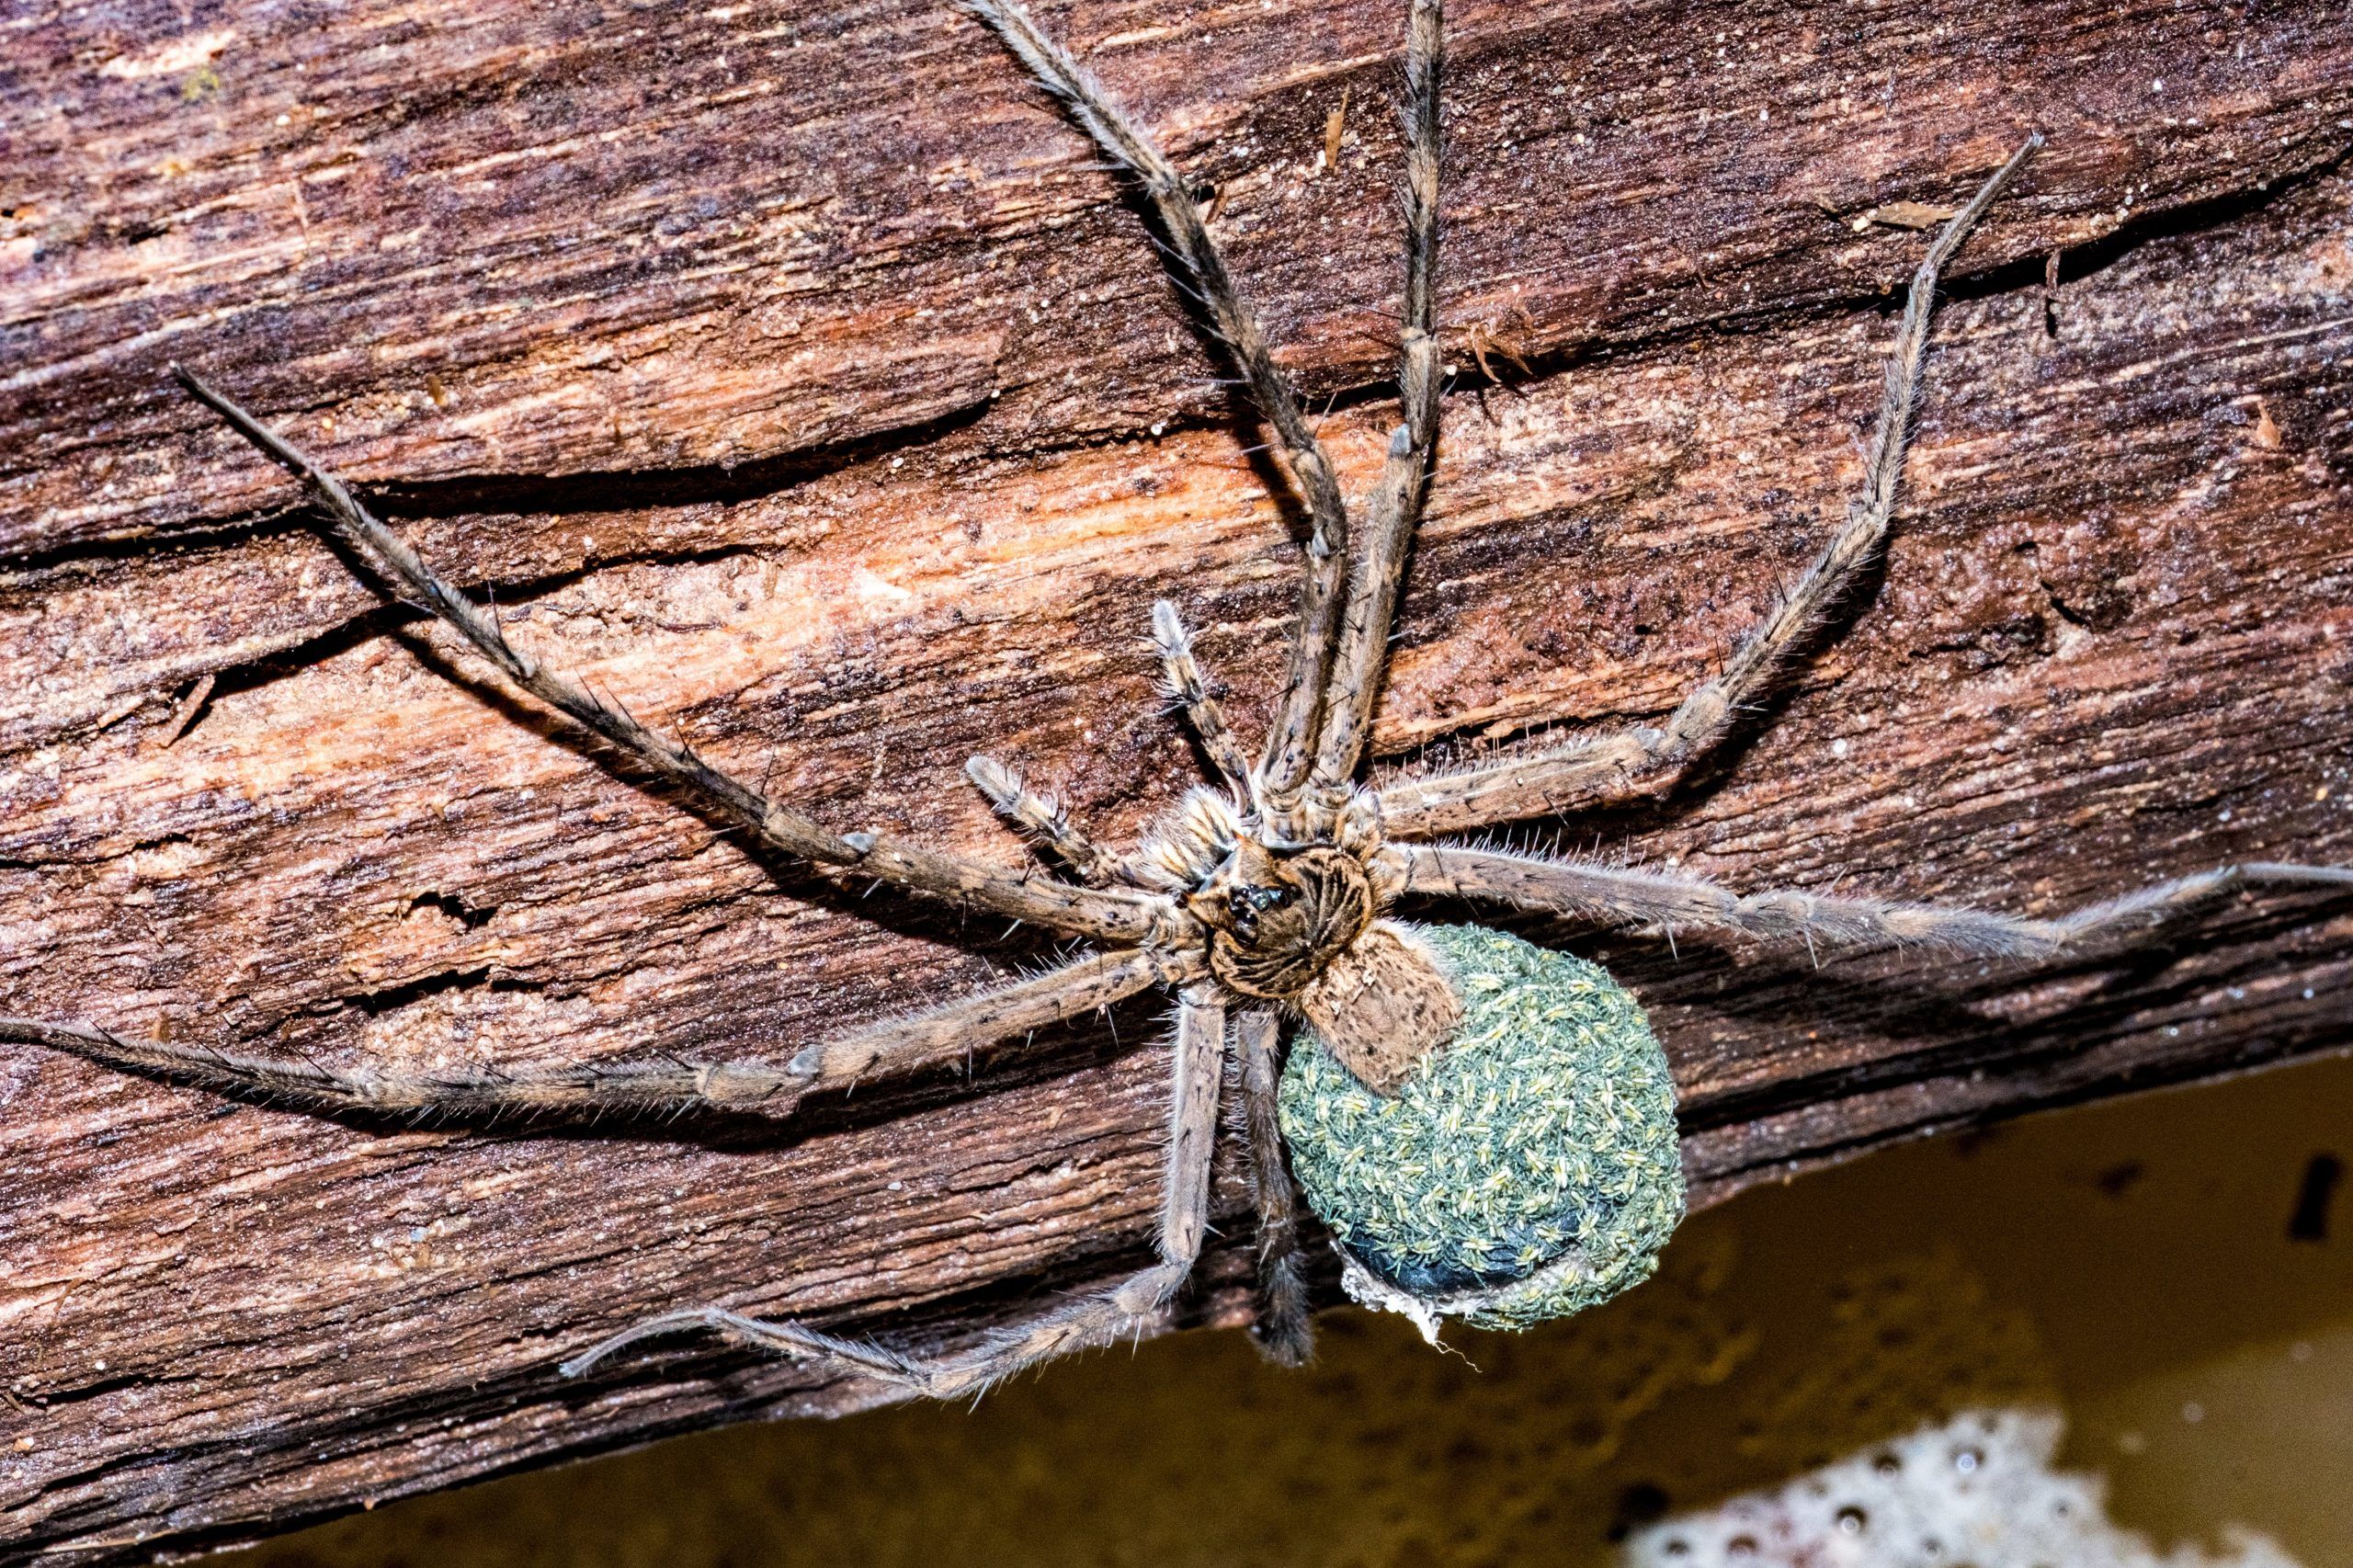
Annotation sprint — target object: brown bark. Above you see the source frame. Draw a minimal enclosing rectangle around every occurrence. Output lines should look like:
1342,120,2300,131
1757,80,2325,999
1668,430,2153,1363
3,0,2350,1559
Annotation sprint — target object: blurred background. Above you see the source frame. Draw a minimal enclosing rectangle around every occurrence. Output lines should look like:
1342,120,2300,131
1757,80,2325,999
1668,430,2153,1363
222,1051,2352,1567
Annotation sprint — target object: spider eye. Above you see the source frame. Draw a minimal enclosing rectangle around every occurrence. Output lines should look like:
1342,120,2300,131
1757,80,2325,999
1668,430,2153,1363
1223,883,1293,938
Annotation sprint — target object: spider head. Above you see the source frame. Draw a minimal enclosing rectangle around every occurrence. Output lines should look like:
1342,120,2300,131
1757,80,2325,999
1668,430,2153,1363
1186,841,1376,1000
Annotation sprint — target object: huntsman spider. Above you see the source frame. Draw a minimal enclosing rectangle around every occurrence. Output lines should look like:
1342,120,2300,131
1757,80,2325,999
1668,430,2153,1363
7,0,2348,1399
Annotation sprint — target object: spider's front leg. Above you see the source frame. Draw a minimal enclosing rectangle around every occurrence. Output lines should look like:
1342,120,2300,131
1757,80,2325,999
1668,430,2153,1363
171,367,1172,949
2,375,1217,1119
1376,135,2042,840
563,990,1231,1394
1306,0,1444,828
965,0,1358,841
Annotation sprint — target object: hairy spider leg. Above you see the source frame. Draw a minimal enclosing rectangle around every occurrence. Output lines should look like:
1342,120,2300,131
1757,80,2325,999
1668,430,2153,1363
0,947,1187,1119
964,0,1349,840
169,367,1174,949
1307,0,1445,823
0,370,1215,1118
906,580,1350,1369
563,990,1230,1394
1392,844,2353,959
1233,1006,1315,1364
1376,135,2044,839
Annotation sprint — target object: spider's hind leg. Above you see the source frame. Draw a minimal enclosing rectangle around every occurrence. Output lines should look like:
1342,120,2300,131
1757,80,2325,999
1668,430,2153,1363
1395,843,2353,960
1233,1007,1314,1365
2,947,1178,1119
563,991,1230,1397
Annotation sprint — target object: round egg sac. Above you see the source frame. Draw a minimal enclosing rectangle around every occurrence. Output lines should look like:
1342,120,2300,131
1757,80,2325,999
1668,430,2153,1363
1278,924,1685,1329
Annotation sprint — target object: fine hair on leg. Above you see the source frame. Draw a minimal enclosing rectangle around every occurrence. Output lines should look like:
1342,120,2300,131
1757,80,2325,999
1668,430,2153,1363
965,756,1119,883
562,991,1231,1393
1392,843,2353,960
0,948,1191,1119
1376,134,2044,838
1150,601,1256,809
1233,1007,1313,1365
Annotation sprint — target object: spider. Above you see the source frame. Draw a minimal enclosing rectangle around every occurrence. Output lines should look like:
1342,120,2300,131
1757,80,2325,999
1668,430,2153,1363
5,0,2347,1401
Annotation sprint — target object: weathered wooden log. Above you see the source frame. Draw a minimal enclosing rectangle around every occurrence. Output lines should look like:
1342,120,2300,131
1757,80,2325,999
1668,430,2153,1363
3,0,2350,1558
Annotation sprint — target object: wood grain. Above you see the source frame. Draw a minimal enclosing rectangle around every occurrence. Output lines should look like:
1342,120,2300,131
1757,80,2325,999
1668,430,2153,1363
3,0,2350,1559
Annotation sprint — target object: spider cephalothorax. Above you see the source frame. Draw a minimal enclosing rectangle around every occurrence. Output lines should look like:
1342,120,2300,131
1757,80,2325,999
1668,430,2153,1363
6,0,2347,1405
1190,839,1376,998
1146,790,1459,1090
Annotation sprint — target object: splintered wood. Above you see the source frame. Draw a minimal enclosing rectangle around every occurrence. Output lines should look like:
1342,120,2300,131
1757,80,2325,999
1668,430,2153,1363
2,0,2349,1560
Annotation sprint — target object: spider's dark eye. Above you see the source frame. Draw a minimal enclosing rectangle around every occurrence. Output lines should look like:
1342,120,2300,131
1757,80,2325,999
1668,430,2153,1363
1224,883,1293,938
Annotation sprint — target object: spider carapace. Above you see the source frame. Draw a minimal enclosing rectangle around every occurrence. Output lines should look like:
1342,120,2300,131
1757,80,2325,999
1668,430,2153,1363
6,0,2348,1400
1168,798,1459,1087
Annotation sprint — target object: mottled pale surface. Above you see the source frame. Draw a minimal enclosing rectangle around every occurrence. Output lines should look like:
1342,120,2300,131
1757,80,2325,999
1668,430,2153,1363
3,0,2352,1558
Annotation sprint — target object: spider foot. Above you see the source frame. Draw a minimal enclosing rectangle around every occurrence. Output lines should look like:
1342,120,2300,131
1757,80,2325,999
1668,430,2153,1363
1247,1251,1316,1368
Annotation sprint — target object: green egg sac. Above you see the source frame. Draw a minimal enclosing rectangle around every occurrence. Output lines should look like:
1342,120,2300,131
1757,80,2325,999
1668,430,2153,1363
1277,923,1685,1332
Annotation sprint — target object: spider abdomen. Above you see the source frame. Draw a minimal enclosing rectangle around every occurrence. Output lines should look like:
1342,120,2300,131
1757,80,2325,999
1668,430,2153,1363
1188,840,1463,1086
1277,924,1685,1333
